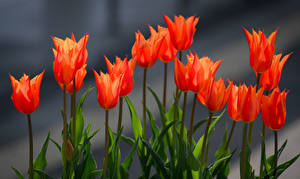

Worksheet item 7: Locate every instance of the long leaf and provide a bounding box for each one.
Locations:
[11,167,24,179]
[121,138,139,178]
[33,131,50,179]
[125,96,143,140]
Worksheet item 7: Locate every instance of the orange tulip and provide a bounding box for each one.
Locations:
[105,56,136,96]
[187,52,222,93]
[149,25,177,63]
[243,28,277,73]
[131,27,164,68]
[59,64,87,93]
[163,15,199,51]
[261,87,288,130]
[9,71,45,114]
[227,83,263,122]
[93,69,122,109]
[260,53,291,90]
[174,52,222,93]
[52,33,89,84]
[197,78,232,112]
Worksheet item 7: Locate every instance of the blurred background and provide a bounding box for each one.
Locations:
[1,0,300,178]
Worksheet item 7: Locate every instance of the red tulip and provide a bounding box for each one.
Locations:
[243,28,277,73]
[9,71,45,114]
[105,56,136,96]
[59,64,87,93]
[228,83,264,122]
[52,33,89,84]
[187,52,222,93]
[260,53,291,90]
[149,25,177,63]
[93,69,122,109]
[163,15,199,51]
[197,78,232,112]
[261,87,288,130]
[131,27,164,68]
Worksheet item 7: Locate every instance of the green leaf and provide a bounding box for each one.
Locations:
[121,138,139,178]
[147,86,166,126]
[188,118,209,136]
[125,96,143,140]
[119,134,135,147]
[142,140,169,179]
[11,167,24,179]
[264,153,300,178]
[187,146,201,170]
[146,107,159,139]
[34,170,53,179]
[33,131,50,179]
[50,138,61,152]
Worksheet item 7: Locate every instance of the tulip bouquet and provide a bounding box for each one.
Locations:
[9,14,299,179]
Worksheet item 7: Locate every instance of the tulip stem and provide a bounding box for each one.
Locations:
[188,93,197,146]
[104,110,109,178]
[27,114,33,179]
[201,111,213,167]
[143,68,147,139]
[117,96,123,133]
[274,131,278,179]
[71,78,76,144]
[225,121,236,150]
[180,91,188,138]
[163,63,168,108]
[62,85,68,178]
[241,123,248,179]
[259,90,269,178]
[248,72,261,146]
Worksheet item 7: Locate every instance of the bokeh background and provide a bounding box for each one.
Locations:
[1,0,300,178]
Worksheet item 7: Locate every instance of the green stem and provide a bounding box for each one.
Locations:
[241,123,248,179]
[180,91,188,137]
[71,78,76,144]
[248,72,261,145]
[163,63,168,109]
[117,96,124,133]
[104,110,109,178]
[205,140,210,167]
[200,111,213,166]
[27,114,33,179]
[62,85,68,178]
[188,93,197,146]
[274,131,278,179]
[173,50,182,138]
[143,68,147,139]
[225,121,236,150]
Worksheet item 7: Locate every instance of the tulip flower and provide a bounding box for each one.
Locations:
[59,64,87,94]
[9,71,45,114]
[131,29,164,69]
[148,25,177,63]
[93,69,122,109]
[243,28,277,73]
[197,78,232,112]
[9,70,44,179]
[260,53,291,90]
[52,33,89,85]
[261,87,288,130]
[228,83,264,122]
[187,52,222,93]
[105,56,136,96]
[163,15,199,51]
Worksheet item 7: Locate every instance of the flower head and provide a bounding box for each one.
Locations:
[260,53,291,90]
[197,78,232,112]
[243,28,277,73]
[163,15,199,50]
[149,25,177,63]
[52,33,89,84]
[131,27,164,68]
[59,64,87,93]
[93,69,122,109]
[227,83,264,122]
[105,56,136,96]
[9,71,45,114]
[261,87,288,130]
